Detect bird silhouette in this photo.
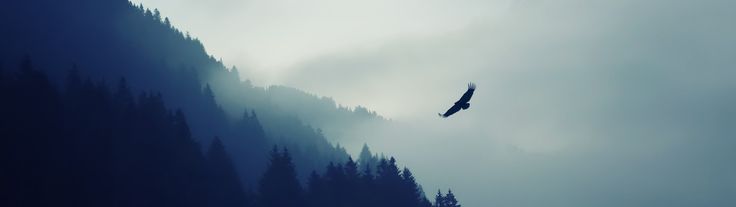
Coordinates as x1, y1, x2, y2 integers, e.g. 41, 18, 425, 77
439, 83, 475, 118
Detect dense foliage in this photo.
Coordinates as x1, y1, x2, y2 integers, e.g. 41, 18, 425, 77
0, 0, 460, 206
0, 61, 453, 206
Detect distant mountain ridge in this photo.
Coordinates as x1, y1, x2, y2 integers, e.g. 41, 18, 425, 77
264, 85, 389, 142
0, 0, 385, 182
0, 1, 460, 206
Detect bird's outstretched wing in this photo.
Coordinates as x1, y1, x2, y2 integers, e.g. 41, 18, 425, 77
455, 82, 476, 104
439, 104, 462, 118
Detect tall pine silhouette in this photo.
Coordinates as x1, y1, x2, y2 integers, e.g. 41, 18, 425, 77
206, 137, 250, 207
258, 147, 303, 207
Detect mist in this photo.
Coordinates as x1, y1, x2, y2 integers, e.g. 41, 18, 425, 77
131, 0, 736, 206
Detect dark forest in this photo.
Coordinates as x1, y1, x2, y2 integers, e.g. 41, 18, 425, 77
0, 0, 460, 206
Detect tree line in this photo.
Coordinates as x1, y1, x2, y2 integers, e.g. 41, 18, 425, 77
1, 0, 393, 187
262, 147, 433, 207
0, 57, 459, 207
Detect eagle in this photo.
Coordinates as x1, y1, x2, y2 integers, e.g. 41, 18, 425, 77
439, 83, 476, 118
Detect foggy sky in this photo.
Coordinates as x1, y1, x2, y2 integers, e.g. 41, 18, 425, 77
131, 0, 735, 206
129, 0, 510, 84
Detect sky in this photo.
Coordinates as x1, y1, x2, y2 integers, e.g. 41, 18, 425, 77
131, 0, 736, 206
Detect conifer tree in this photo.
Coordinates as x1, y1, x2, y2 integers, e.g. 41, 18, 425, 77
401, 168, 423, 207
343, 157, 360, 205
358, 143, 376, 173
207, 137, 248, 207
445, 189, 460, 207
306, 170, 329, 207
258, 147, 302, 207
344, 157, 360, 185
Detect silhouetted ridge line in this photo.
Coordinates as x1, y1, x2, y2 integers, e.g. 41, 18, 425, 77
0, 0, 461, 205
1, 0, 356, 185
1, 60, 460, 206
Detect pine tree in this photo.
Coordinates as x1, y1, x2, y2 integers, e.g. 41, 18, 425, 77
258, 146, 302, 207
153, 9, 161, 21
113, 78, 135, 111
358, 143, 378, 175
375, 157, 403, 207
359, 162, 377, 207
306, 171, 328, 207
230, 66, 240, 79
401, 168, 423, 207
434, 190, 446, 207
344, 157, 360, 183
324, 162, 346, 206
206, 137, 248, 207
343, 157, 360, 205
444, 189, 460, 207
203, 83, 216, 105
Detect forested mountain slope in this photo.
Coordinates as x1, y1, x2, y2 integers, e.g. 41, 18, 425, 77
0, 0, 385, 182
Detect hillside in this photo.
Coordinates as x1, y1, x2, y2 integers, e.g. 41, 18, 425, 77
0, 0, 392, 182
0, 0, 455, 206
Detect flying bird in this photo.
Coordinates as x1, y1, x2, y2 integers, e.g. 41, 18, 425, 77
439, 83, 476, 118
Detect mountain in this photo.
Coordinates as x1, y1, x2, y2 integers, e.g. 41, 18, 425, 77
0, 0, 375, 183
1, 0, 455, 206
0, 60, 435, 207
265, 85, 390, 143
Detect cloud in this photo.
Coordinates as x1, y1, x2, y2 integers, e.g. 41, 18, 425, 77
132, 0, 510, 83
280, 0, 736, 206
133, 0, 736, 206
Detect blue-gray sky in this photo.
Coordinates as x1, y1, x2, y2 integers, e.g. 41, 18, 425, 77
131, 0, 736, 206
